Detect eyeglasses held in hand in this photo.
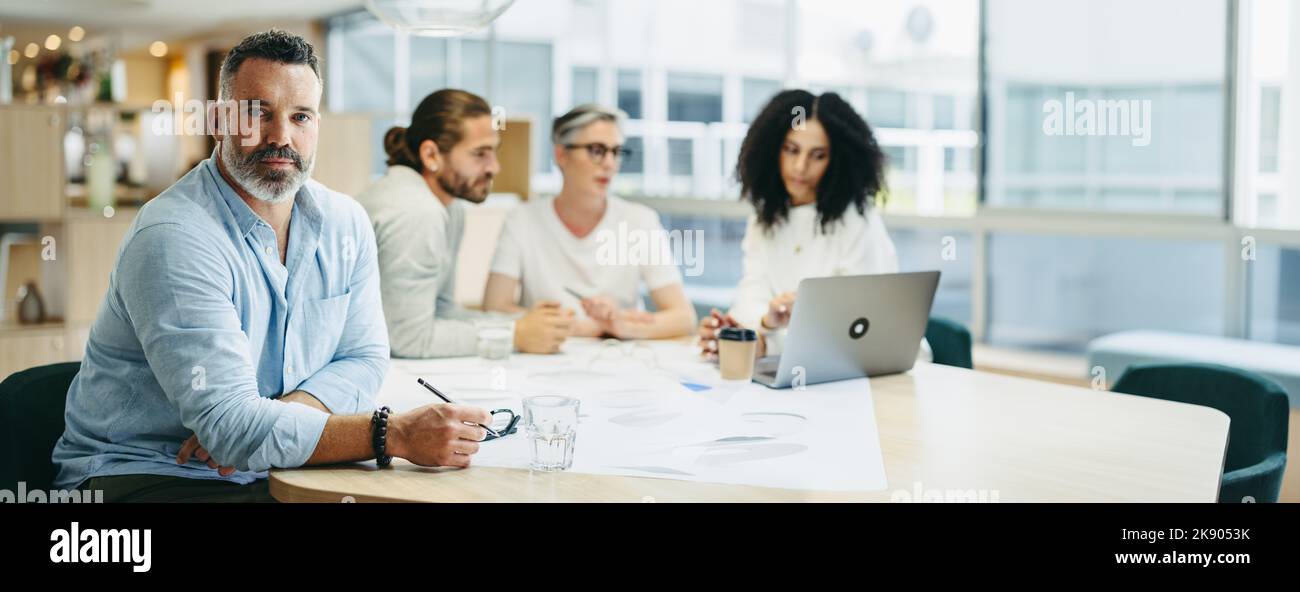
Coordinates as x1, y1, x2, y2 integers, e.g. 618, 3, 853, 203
417, 378, 520, 442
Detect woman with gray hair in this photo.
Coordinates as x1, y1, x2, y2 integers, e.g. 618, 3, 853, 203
484, 104, 696, 339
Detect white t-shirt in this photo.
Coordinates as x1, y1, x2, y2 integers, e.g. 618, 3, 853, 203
729, 204, 899, 351
489, 195, 683, 317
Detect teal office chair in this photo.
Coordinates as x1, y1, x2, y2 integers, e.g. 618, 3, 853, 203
0, 362, 79, 490
925, 316, 974, 369
1111, 363, 1289, 503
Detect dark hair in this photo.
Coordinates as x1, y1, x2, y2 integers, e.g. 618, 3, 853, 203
385, 89, 493, 172
219, 29, 321, 100
735, 89, 886, 233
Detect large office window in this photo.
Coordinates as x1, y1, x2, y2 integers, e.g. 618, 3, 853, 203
933, 94, 957, 130
327, 0, 981, 336
1251, 245, 1300, 345
327, 0, 977, 208
891, 228, 974, 326
667, 138, 694, 177
867, 89, 910, 129
408, 36, 448, 110
667, 73, 724, 123
573, 67, 599, 107
742, 77, 781, 123
617, 69, 643, 120
976, 0, 1252, 353
327, 12, 553, 175
621, 137, 645, 174
335, 17, 395, 113
798, 0, 980, 216
984, 0, 1228, 216
657, 212, 748, 313
1259, 86, 1281, 174
458, 39, 553, 174
325, 1, 1300, 356
1240, 0, 1299, 230
987, 235, 1226, 352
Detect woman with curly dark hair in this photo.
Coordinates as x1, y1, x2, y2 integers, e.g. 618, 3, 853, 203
699, 89, 898, 359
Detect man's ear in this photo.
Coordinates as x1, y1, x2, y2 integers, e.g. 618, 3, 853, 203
553, 144, 567, 169
419, 139, 442, 173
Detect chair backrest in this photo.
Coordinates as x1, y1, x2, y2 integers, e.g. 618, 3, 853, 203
0, 362, 80, 490
1111, 362, 1290, 473
925, 316, 974, 369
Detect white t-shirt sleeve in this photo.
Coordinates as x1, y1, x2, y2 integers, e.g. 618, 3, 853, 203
488, 210, 525, 280
638, 207, 684, 292
728, 215, 772, 330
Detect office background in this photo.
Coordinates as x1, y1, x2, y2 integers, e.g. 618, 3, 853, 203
0, 0, 1297, 500
326, 0, 1299, 355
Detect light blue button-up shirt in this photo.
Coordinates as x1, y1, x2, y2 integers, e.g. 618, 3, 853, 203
52, 153, 389, 489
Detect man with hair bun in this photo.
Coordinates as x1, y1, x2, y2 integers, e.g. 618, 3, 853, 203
355, 88, 574, 357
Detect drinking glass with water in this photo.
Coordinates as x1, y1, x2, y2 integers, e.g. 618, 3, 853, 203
475, 318, 514, 361
523, 395, 579, 471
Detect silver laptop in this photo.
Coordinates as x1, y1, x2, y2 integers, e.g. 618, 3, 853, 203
753, 271, 941, 388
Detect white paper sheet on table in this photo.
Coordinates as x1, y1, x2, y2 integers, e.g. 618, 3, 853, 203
378, 339, 887, 492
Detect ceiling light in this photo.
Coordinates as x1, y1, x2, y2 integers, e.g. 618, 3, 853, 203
366, 0, 517, 37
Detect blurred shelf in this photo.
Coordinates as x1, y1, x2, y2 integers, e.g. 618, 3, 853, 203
64, 201, 148, 217
0, 319, 66, 334
66, 183, 157, 210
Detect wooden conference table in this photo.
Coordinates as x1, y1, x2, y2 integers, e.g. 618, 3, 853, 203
269, 355, 1229, 503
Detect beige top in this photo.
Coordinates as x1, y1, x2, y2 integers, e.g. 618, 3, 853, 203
354, 165, 484, 358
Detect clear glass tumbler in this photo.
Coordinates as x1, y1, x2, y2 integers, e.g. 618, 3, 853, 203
523, 395, 579, 472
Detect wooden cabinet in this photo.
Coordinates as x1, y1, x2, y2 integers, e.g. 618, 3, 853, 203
0, 327, 70, 380
64, 209, 136, 325
0, 106, 64, 221
0, 208, 135, 379
0, 106, 384, 377
313, 114, 373, 197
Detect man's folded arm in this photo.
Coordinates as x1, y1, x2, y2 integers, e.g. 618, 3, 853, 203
119, 223, 328, 472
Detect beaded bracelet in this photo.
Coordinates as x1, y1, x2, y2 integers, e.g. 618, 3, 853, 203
371, 406, 393, 468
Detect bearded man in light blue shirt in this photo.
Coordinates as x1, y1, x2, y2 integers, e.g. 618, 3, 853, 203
52, 30, 491, 502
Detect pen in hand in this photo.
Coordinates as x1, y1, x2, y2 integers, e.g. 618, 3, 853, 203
417, 378, 500, 438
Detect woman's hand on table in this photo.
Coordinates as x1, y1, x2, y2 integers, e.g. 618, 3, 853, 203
697, 308, 739, 361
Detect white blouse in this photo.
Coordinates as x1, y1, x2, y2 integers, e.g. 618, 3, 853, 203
729, 203, 899, 352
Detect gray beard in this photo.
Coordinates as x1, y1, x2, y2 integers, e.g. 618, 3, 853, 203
220, 139, 315, 204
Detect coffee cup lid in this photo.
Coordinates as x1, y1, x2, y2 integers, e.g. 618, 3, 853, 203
719, 327, 757, 341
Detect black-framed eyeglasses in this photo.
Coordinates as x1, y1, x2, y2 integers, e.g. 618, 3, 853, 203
564, 143, 632, 162
480, 409, 521, 442
417, 377, 519, 443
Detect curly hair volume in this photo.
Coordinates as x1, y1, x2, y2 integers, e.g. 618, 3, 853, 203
736, 89, 887, 234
